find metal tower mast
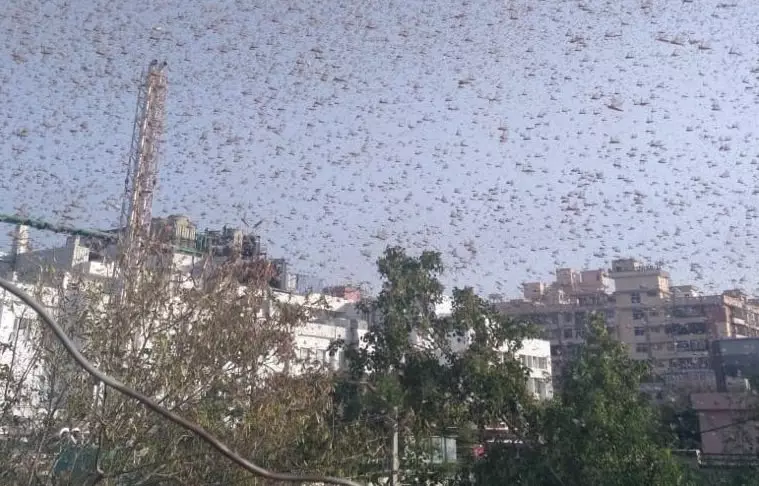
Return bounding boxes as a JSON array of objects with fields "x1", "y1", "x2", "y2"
[{"x1": 119, "y1": 60, "x2": 168, "y2": 271}]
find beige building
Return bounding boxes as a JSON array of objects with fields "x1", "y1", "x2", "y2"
[{"x1": 496, "y1": 258, "x2": 759, "y2": 395}]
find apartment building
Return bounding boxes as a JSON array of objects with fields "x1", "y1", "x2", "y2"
[
  {"x1": 496, "y1": 267, "x2": 614, "y2": 377},
  {"x1": 274, "y1": 289, "x2": 368, "y2": 373},
  {"x1": 497, "y1": 258, "x2": 759, "y2": 394}
]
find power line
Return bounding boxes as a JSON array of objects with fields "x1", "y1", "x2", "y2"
[
  {"x1": 698, "y1": 411, "x2": 759, "y2": 435},
  {"x1": 0, "y1": 276, "x2": 364, "y2": 486}
]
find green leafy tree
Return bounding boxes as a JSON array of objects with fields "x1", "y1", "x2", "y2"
[
  {"x1": 331, "y1": 246, "x2": 538, "y2": 484},
  {"x1": 471, "y1": 314, "x2": 690, "y2": 486}
]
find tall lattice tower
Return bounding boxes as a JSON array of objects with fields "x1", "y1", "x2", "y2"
[{"x1": 119, "y1": 60, "x2": 168, "y2": 272}]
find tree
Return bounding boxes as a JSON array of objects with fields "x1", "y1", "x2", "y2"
[
  {"x1": 471, "y1": 314, "x2": 690, "y2": 486},
  {"x1": 331, "y1": 246, "x2": 538, "y2": 484},
  {"x1": 0, "y1": 244, "x2": 377, "y2": 485}
]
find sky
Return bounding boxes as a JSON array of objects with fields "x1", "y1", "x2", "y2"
[{"x1": 1, "y1": 0, "x2": 759, "y2": 297}]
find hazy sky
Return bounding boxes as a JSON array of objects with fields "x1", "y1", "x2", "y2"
[{"x1": 2, "y1": 0, "x2": 759, "y2": 296}]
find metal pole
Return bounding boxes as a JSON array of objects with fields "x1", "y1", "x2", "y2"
[{"x1": 390, "y1": 406, "x2": 399, "y2": 486}]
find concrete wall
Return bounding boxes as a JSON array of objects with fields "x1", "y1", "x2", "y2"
[{"x1": 692, "y1": 392, "x2": 759, "y2": 458}]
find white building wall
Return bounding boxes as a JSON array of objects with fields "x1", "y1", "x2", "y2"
[
  {"x1": 270, "y1": 289, "x2": 368, "y2": 374},
  {"x1": 517, "y1": 338, "x2": 553, "y2": 400},
  {"x1": 0, "y1": 280, "x2": 59, "y2": 419}
]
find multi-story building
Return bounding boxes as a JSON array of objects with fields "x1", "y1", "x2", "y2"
[
  {"x1": 0, "y1": 216, "x2": 291, "y2": 289},
  {"x1": 496, "y1": 258, "x2": 759, "y2": 395},
  {"x1": 496, "y1": 267, "x2": 614, "y2": 378},
  {"x1": 0, "y1": 280, "x2": 61, "y2": 422}
]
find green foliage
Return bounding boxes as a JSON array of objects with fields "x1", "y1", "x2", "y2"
[
  {"x1": 659, "y1": 404, "x2": 701, "y2": 450},
  {"x1": 468, "y1": 315, "x2": 690, "y2": 486},
  {"x1": 332, "y1": 246, "x2": 538, "y2": 483}
]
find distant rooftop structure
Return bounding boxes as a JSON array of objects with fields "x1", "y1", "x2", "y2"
[
  {"x1": 609, "y1": 257, "x2": 667, "y2": 275},
  {"x1": 323, "y1": 285, "x2": 362, "y2": 302},
  {"x1": 295, "y1": 274, "x2": 325, "y2": 295},
  {"x1": 0, "y1": 215, "x2": 314, "y2": 293},
  {"x1": 671, "y1": 285, "x2": 702, "y2": 298},
  {"x1": 520, "y1": 266, "x2": 613, "y2": 305}
]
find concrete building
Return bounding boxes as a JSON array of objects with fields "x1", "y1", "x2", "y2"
[
  {"x1": 0, "y1": 280, "x2": 63, "y2": 422},
  {"x1": 689, "y1": 337, "x2": 759, "y2": 465},
  {"x1": 496, "y1": 258, "x2": 759, "y2": 395},
  {"x1": 272, "y1": 289, "x2": 368, "y2": 374},
  {"x1": 0, "y1": 216, "x2": 282, "y2": 287},
  {"x1": 322, "y1": 285, "x2": 362, "y2": 302},
  {"x1": 691, "y1": 392, "x2": 759, "y2": 466}
]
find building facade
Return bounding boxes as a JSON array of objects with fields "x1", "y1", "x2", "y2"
[
  {"x1": 271, "y1": 289, "x2": 368, "y2": 373},
  {"x1": 497, "y1": 258, "x2": 759, "y2": 395}
]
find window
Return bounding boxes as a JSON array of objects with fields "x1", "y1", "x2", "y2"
[
  {"x1": 428, "y1": 437, "x2": 457, "y2": 464},
  {"x1": 690, "y1": 340, "x2": 707, "y2": 352},
  {"x1": 633, "y1": 310, "x2": 645, "y2": 320},
  {"x1": 534, "y1": 378, "x2": 546, "y2": 397},
  {"x1": 575, "y1": 328, "x2": 586, "y2": 339},
  {"x1": 537, "y1": 357, "x2": 548, "y2": 369},
  {"x1": 634, "y1": 326, "x2": 646, "y2": 336},
  {"x1": 563, "y1": 328, "x2": 573, "y2": 339},
  {"x1": 631, "y1": 292, "x2": 641, "y2": 304},
  {"x1": 636, "y1": 343, "x2": 649, "y2": 353}
]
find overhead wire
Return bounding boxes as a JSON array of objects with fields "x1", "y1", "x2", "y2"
[{"x1": 0, "y1": 276, "x2": 364, "y2": 486}]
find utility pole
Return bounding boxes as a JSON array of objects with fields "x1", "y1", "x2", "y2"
[
  {"x1": 349, "y1": 379, "x2": 400, "y2": 484},
  {"x1": 390, "y1": 405, "x2": 399, "y2": 486}
]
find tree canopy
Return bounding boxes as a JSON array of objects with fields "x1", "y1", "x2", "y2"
[{"x1": 1, "y1": 245, "x2": 731, "y2": 485}]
